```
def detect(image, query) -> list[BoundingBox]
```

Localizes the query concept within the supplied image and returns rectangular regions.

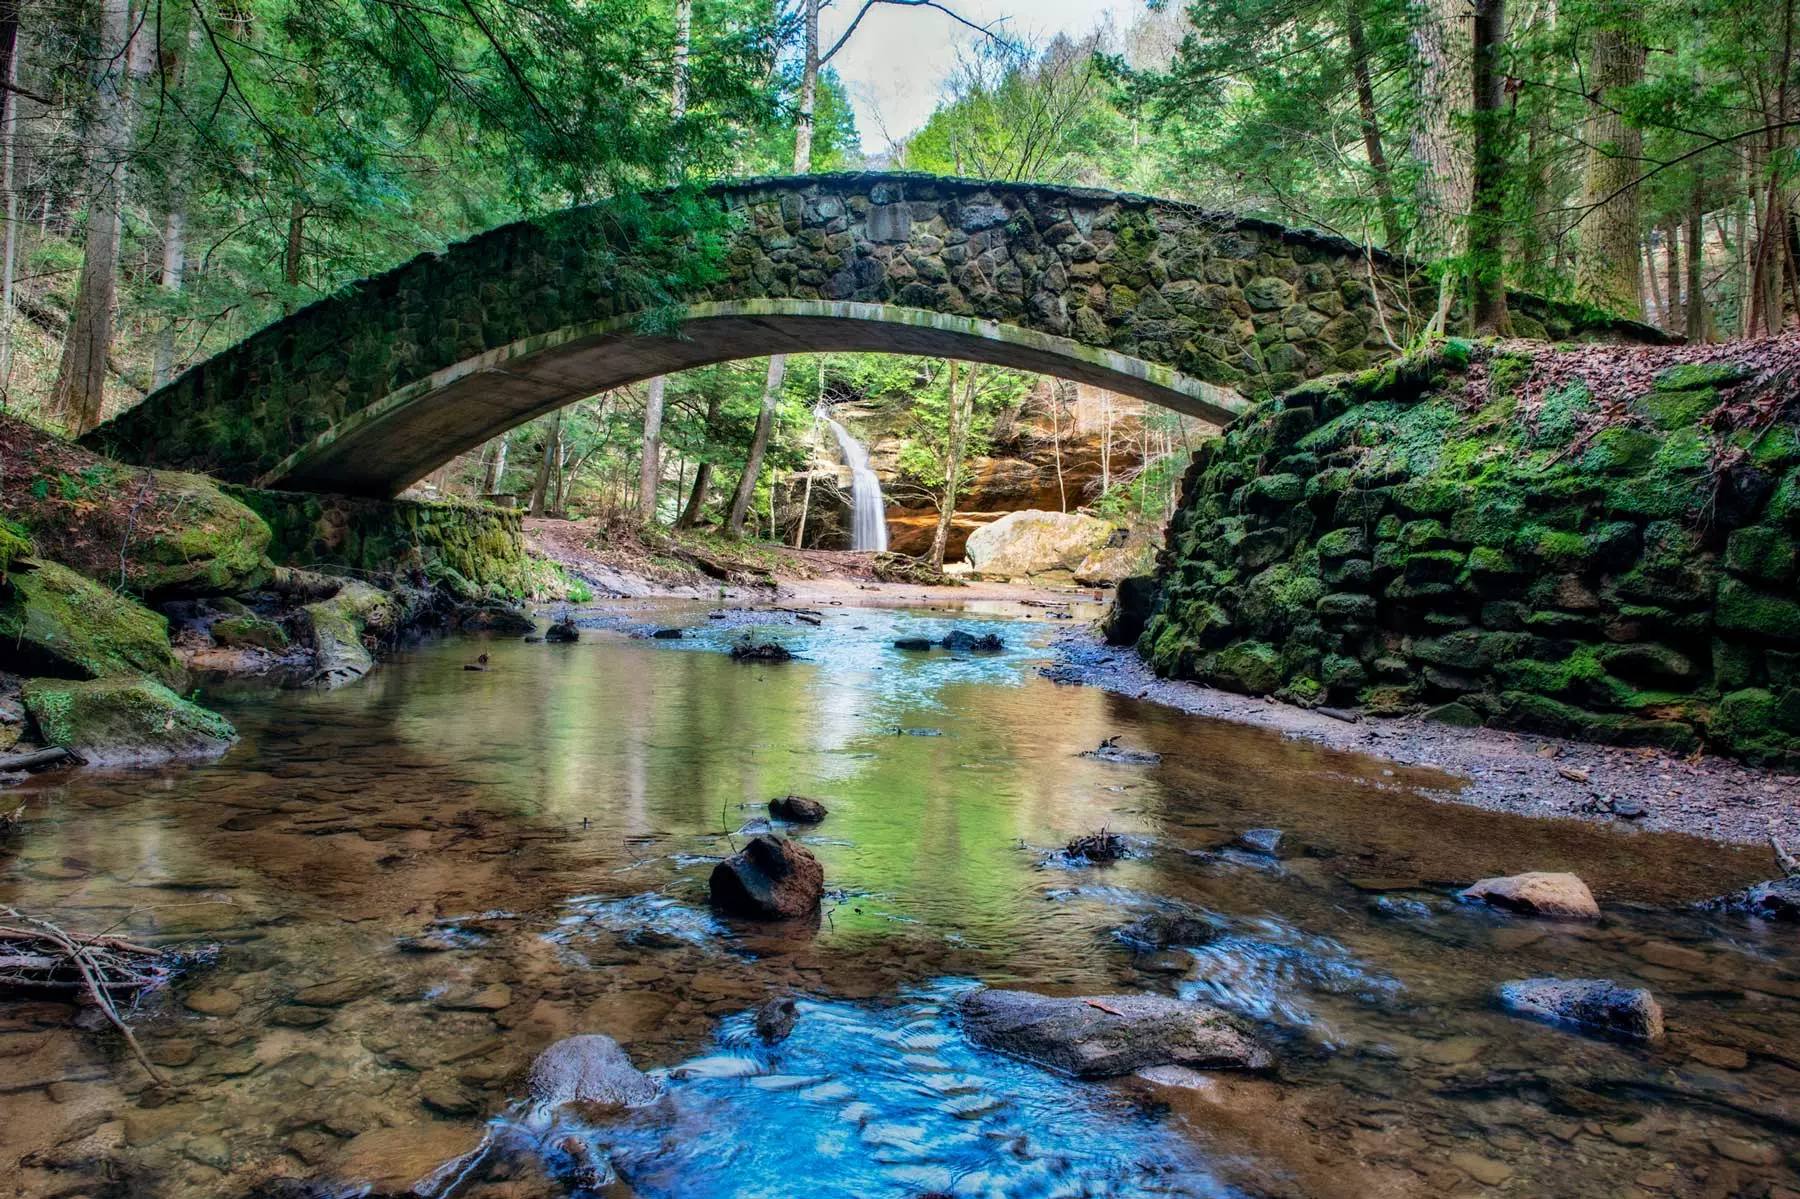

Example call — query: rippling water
[0,600,1795,1198]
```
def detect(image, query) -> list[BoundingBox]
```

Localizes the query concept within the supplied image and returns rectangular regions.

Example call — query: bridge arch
[87,173,1620,497]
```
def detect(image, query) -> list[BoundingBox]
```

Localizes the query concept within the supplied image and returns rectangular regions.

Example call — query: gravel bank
[1046,629,1800,849]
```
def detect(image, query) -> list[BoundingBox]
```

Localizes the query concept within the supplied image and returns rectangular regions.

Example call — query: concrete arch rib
[262,299,1249,497]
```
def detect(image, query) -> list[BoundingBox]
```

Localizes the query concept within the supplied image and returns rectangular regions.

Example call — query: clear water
[824,416,890,552]
[0,601,1795,1199]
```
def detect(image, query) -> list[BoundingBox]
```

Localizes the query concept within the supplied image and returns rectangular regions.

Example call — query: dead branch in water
[0,905,217,1087]
[0,803,21,839]
[1773,821,1800,878]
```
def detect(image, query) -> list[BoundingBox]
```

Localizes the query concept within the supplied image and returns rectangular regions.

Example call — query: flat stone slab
[959,989,1273,1078]
[1496,978,1665,1043]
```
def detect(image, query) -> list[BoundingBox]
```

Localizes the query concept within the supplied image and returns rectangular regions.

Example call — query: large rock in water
[709,834,824,920]
[1459,871,1601,920]
[22,676,237,767]
[1700,877,1800,922]
[1496,978,1665,1042]
[959,989,1273,1078]
[330,1122,487,1198]
[527,1034,659,1109]
[296,576,397,688]
[0,559,183,686]
[964,510,1116,579]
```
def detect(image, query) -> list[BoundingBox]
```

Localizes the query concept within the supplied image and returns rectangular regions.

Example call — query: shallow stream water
[0,602,1796,1199]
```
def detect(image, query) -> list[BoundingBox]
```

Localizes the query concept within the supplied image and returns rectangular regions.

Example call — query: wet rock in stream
[728,641,793,663]
[708,834,824,920]
[940,629,1004,652]
[959,989,1273,1078]
[753,995,799,1042]
[329,1122,489,1198]
[527,1034,660,1110]
[767,794,829,823]
[1231,828,1284,857]
[1496,978,1666,1043]
[543,618,579,644]
[1458,871,1601,920]
[1079,735,1161,765]
[1699,876,1800,922]
[1116,910,1222,950]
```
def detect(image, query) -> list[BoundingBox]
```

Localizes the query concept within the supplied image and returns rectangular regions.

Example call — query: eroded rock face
[297,577,396,688]
[527,1034,660,1109]
[1496,978,1665,1042]
[1700,877,1800,922]
[959,989,1273,1078]
[1460,872,1601,921]
[22,676,237,767]
[709,834,824,920]
[965,510,1116,579]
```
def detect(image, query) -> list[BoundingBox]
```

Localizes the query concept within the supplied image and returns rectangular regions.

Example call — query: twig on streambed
[0,905,217,1087]
[1772,821,1800,878]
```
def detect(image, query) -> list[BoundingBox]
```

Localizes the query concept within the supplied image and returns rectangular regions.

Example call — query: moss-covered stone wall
[1121,342,1800,764]
[227,488,531,601]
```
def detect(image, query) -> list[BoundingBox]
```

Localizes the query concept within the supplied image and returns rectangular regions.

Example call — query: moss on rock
[22,676,236,767]
[0,560,182,686]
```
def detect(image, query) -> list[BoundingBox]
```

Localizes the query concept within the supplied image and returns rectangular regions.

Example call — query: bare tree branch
[820,0,1013,66]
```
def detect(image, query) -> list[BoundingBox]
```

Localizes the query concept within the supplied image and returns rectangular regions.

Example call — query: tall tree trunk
[152,209,186,388]
[1469,0,1510,334]
[52,0,137,435]
[677,388,723,528]
[726,357,785,536]
[928,361,969,568]
[1051,380,1067,512]
[1346,0,1403,250]
[151,20,196,390]
[0,0,21,398]
[1641,236,1662,323]
[1664,224,1682,334]
[637,375,666,522]
[482,432,509,494]
[1685,177,1711,342]
[284,200,305,289]
[636,0,693,523]
[1574,11,1646,317]
[792,0,820,176]
[1408,0,1470,263]
[529,410,563,518]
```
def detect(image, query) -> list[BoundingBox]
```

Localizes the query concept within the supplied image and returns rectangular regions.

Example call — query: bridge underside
[265,300,1249,497]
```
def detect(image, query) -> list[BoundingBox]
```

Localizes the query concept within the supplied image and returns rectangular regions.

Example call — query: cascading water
[823,415,889,552]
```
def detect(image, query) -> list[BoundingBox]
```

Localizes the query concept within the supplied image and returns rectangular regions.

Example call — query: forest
[0,0,1789,545]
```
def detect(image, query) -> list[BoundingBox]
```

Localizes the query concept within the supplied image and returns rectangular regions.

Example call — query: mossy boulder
[121,472,272,596]
[211,614,291,651]
[0,516,31,576]
[1203,642,1282,694]
[22,676,236,767]
[297,577,398,688]
[0,560,182,686]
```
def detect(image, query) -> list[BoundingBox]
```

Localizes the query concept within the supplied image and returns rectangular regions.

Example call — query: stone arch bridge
[86,173,1651,498]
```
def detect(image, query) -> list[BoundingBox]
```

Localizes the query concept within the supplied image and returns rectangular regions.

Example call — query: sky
[820,0,1144,155]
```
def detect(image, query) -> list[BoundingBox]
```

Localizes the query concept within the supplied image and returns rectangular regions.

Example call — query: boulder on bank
[965,510,1115,579]
[1459,871,1601,921]
[959,989,1273,1078]
[709,834,824,920]
[1699,877,1800,922]
[527,1034,660,1109]
[769,795,829,823]
[1496,978,1665,1042]
[0,559,183,686]
[22,676,237,767]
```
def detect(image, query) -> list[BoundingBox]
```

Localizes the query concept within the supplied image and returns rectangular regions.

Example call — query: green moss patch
[23,676,236,767]
[0,560,182,685]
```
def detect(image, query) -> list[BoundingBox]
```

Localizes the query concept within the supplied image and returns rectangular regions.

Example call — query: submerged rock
[1496,978,1665,1043]
[893,637,936,651]
[729,641,792,662]
[330,1122,487,1199]
[544,617,580,643]
[1459,871,1601,921]
[768,794,829,823]
[1079,737,1162,765]
[709,834,824,920]
[959,989,1273,1078]
[1116,910,1221,950]
[22,676,236,767]
[1232,828,1285,857]
[940,629,1004,652]
[754,995,800,1042]
[527,1034,660,1110]
[1699,877,1800,922]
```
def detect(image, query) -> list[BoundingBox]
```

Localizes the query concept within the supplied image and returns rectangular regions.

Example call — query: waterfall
[823,416,889,552]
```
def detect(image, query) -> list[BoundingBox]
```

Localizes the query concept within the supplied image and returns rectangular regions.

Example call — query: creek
[0,602,1795,1198]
